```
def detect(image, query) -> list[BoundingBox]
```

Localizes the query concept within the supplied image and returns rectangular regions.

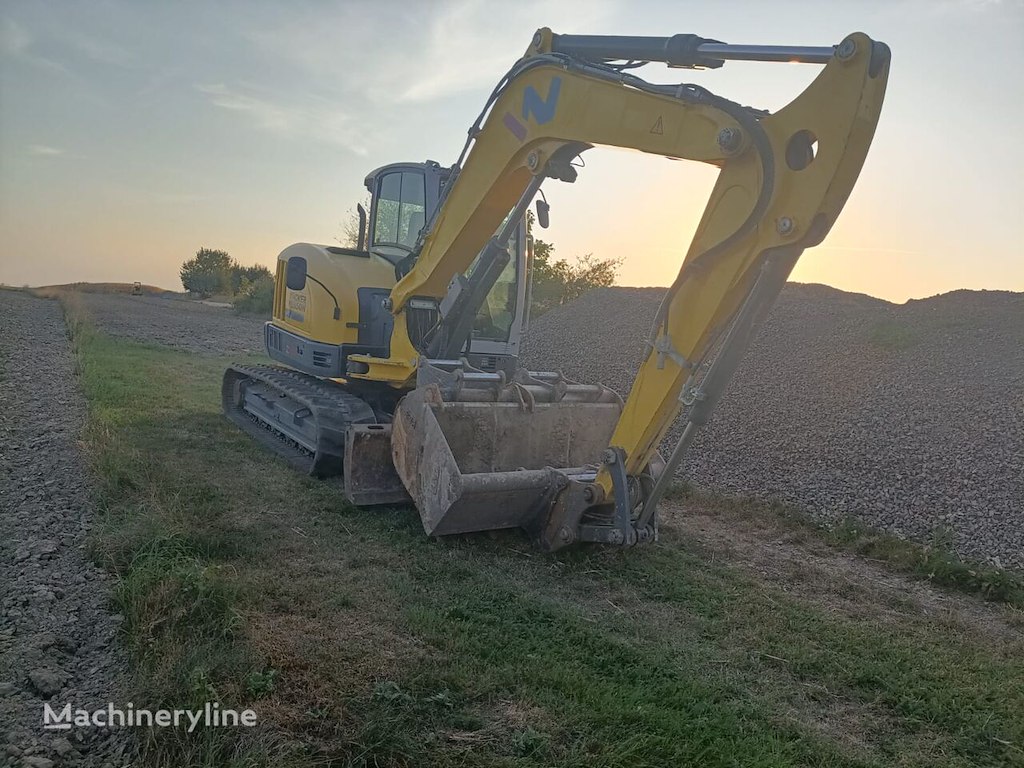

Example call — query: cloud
[392,0,616,103]
[240,0,615,106]
[1,16,71,74]
[1,17,31,56]
[382,0,618,104]
[1,13,133,80]
[27,144,65,156]
[816,245,924,256]
[911,0,1021,13]
[150,190,211,204]
[65,31,133,67]
[195,83,366,155]
[137,66,183,97]
[948,0,1014,6]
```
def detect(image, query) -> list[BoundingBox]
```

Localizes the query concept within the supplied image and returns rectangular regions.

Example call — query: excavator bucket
[390,367,622,536]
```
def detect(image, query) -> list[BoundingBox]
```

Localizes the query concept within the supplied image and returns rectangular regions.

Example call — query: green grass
[827,517,1024,606]
[667,485,1024,608]
[63,297,1024,768]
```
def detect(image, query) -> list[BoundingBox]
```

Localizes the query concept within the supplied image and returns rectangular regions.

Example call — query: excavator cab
[364,161,531,372]
[225,160,535,501]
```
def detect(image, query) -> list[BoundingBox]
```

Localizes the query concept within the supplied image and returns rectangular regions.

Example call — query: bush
[180,248,232,296]
[531,251,621,317]
[232,275,275,315]
[230,264,272,295]
[180,248,274,301]
[527,212,620,318]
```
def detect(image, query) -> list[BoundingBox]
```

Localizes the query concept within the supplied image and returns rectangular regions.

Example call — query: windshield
[373,171,426,249]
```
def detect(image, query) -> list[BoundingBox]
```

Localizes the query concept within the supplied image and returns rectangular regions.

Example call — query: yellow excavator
[223,28,889,550]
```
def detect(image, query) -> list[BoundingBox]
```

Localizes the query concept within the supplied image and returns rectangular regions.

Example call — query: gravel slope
[0,290,135,767]
[523,284,1024,568]
[68,285,1024,568]
[79,293,264,356]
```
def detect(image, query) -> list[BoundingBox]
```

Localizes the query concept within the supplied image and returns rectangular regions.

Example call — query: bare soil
[78,292,264,356]
[0,290,135,768]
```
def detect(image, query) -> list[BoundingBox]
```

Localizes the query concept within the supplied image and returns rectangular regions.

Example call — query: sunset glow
[1,0,1021,303]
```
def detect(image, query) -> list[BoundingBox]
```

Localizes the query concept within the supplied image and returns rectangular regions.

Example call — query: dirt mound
[523,284,1024,568]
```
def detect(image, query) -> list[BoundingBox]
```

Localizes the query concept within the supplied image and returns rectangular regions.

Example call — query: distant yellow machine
[223,29,889,549]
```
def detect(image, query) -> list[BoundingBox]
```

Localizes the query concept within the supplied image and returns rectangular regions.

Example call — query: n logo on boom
[503,76,562,142]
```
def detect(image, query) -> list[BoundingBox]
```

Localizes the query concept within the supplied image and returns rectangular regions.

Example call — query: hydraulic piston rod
[550,33,837,67]
[694,43,835,64]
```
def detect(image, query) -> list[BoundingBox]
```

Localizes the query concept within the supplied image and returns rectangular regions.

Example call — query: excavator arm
[359,28,890,548]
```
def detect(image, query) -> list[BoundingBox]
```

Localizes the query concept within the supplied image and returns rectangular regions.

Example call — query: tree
[526,211,621,317]
[180,248,274,301]
[180,247,232,296]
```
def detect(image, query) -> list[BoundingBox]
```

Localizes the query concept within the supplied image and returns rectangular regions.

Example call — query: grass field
[63,297,1024,768]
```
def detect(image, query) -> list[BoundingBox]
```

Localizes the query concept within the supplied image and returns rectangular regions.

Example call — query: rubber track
[222,364,376,477]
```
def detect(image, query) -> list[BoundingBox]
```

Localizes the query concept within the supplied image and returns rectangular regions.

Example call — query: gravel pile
[79,293,264,355]
[523,284,1024,568]
[0,290,135,766]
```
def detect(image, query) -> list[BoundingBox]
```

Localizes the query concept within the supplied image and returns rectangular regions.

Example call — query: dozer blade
[391,383,621,537]
[344,423,412,506]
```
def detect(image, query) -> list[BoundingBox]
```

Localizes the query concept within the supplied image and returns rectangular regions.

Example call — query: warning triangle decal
[650,116,664,135]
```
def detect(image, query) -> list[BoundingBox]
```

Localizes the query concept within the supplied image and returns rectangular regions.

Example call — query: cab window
[471,224,520,342]
[373,171,426,249]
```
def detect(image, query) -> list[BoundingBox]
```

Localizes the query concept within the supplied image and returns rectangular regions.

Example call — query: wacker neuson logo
[43,702,257,733]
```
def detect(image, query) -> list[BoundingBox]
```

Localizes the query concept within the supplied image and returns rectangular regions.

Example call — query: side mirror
[535,198,550,229]
[285,256,308,291]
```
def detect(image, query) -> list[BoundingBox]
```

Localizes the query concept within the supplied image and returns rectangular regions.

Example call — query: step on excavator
[223,28,889,550]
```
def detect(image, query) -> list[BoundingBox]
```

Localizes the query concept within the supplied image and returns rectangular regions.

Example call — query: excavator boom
[376,29,890,547]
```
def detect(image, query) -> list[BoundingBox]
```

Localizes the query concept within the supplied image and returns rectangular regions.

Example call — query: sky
[1,0,1021,303]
